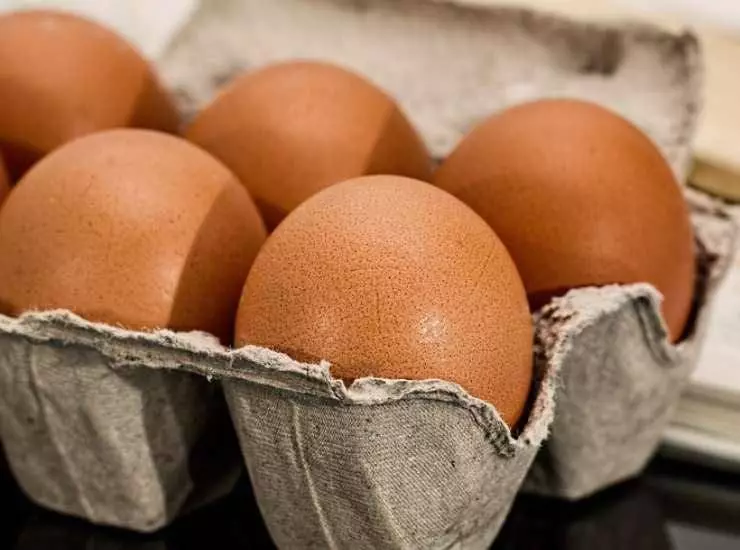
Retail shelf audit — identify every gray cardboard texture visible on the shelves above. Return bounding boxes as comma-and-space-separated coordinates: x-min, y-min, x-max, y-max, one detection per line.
0, 323, 243, 532
0, 0, 736, 546
524, 193, 737, 499
220, 360, 553, 549
0, 310, 556, 548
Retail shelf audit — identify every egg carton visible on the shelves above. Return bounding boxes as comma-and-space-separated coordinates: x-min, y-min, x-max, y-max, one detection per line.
0, 322, 244, 532
0, 311, 556, 546
163, 0, 736, 497
523, 191, 736, 499
0, 0, 736, 546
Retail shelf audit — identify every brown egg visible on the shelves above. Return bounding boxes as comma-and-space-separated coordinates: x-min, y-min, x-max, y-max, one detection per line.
185, 61, 432, 230
0, 129, 266, 343
434, 99, 696, 342
0, 10, 180, 181
235, 175, 533, 427
0, 155, 8, 206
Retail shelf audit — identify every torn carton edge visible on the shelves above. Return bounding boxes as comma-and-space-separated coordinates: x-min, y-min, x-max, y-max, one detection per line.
0, 305, 557, 458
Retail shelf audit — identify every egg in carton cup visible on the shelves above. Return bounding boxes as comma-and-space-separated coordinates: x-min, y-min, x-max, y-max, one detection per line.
163, 0, 735, 501
0, 9, 246, 535
0, 0, 736, 546
523, 190, 736, 499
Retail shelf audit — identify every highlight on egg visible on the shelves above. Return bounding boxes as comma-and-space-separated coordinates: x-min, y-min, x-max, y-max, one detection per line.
434, 98, 696, 342
0, 10, 180, 181
185, 60, 433, 230
0, 129, 266, 344
235, 175, 533, 427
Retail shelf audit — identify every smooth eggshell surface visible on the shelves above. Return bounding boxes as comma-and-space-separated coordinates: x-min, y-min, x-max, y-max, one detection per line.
434, 99, 696, 342
185, 61, 432, 230
235, 175, 533, 428
0, 129, 266, 343
0, 10, 180, 181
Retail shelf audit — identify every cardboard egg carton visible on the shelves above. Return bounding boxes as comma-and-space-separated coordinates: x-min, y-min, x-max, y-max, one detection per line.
0, 322, 243, 532
0, 0, 736, 546
524, 191, 736, 499
0, 311, 556, 546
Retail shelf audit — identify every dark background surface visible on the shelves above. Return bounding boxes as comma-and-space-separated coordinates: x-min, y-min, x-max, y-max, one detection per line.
3, 447, 740, 550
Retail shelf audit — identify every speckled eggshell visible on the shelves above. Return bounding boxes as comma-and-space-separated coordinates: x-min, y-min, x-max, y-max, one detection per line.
0, 129, 266, 344
185, 61, 432, 230
0, 10, 180, 181
0, 155, 8, 206
235, 175, 533, 427
434, 99, 696, 342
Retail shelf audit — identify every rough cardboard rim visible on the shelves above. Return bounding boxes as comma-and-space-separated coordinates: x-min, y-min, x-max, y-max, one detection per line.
0, 278, 686, 459
0, 307, 556, 455
0, 198, 733, 464
2, 198, 732, 458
